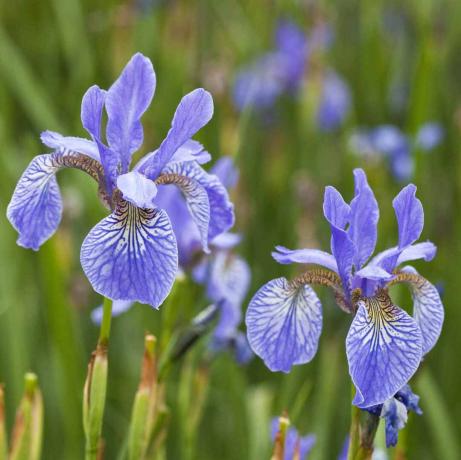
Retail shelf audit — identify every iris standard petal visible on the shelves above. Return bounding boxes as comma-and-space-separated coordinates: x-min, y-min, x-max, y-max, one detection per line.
81, 85, 106, 141
80, 200, 178, 308
272, 246, 338, 272
323, 185, 350, 229
330, 226, 355, 298
161, 160, 234, 242
393, 184, 424, 248
141, 88, 214, 179
7, 154, 63, 250
395, 270, 444, 355
346, 292, 423, 408
246, 277, 322, 373
105, 53, 156, 171
348, 169, 379, 268
40, 130, 100, 161
117, 171, 158, 208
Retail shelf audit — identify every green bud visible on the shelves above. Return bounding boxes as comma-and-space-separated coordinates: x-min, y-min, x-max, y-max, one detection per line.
9, 373, 44, 460
83, 344, 108, 460
128, 334, 157, 460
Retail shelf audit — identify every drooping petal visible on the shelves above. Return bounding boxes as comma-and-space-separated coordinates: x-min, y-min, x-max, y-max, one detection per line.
40, 130, 100, 161
161, 160, 234, 243
394, 269, 444, 355
393, 184, 424, 249
323, 186, 350, 229
105, 53, 156, 171
381, 398, 408, 448
348, 169, 379, 268
80, 200, 178, 308
246, 277, 322, 373
210, 156, 239, 189
141, 89, 214, 179
91, 300, 134, 324
7, 154, 63, 250
81, 85, 106, 141
272, 246, 338, 272
346, 292, 423, 408
117, 171, 157, 208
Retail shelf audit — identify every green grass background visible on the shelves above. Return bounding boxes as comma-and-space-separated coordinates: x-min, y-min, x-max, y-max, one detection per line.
0, 0, 460, 458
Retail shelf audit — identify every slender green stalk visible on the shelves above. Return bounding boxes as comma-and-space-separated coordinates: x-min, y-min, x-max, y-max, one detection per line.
0, 385, 6, 460
98, 297, 113, 346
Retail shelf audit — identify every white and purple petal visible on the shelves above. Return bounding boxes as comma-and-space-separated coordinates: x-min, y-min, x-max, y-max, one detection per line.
40, 130, 100, 161
272, 245, 338, 272
117, 171, 157, 208
80, 200, 178, 308
246, 277, 322, 373
396, 242, 436, 266
346, 294, 423, 408
348, 169, 379, 268
140, 89, 213, 179
7, 154, 63, 250
105, 53, 156, 171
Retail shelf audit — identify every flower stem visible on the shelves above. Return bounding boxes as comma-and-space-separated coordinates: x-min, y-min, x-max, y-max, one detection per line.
98, 297, 113, 346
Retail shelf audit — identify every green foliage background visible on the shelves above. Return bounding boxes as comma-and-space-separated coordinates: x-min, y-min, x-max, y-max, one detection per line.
0, 0, 460, 458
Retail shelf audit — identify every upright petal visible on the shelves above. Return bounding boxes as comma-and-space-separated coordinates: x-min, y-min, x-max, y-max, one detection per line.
346, 292, 423, 408
140, 89, 214, 179
81, 85, 106, 141
323, 186, 350, 229
272, 246, 338, 272
246, 277, 322, 373
80, 200, 178, 308
393, 184, 424, 249
7, 154, 63, 250
105, 53, 156, 171
41, 131, 100, 161
117, 171, 157, 208
330, 226, 355, 298
348, 169, 379, 268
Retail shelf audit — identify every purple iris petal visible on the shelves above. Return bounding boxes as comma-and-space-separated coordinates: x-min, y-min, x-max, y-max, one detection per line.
415, 122, 443, 151
370, 125, 407, 156
323, 186, 350, 229
354, 265, 393, 281
330, 226, 355, 298
382, 398, 407, 447
168, 140, 211, 165
7, 154, 63, 250
400, 267, 444, 355
81, 85, 106, 142
348, 169, 379, 268
396, 242, 436, 265
40, 131, 100, 161
91, 299, 134, 323
211, 232, 241, 250
80, 202, 178, 308
317, 71, 351, 131
210, 156, 239, 189
232, 332, 254, 364
390, 147, 414, 182
117, 171, 158, 208
394, 184, 424, 249
272, 246, 338, 272
140, 88, 213, 179
246, 277, 322, 373
346, 298, 423, 408
270, 418, 316, 460
105, 53, 156, 172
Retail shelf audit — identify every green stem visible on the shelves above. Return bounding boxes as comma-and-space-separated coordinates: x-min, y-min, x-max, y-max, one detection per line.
98, 297, 113, 346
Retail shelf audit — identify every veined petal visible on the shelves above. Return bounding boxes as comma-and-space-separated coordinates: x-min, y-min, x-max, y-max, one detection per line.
141, 89, 214, 179
7, 154, 63, 250
81, 85, 106, 141
246, 277, 322, 373
397, 242, 436, 265
80, 201, 178, 308
91, 300, 134, 324
40, 130, 100, 161
272, 246, 338, 272
393, 184, 424, 248
393, 270, 444, 355
211, 156, 239, 189
169, 139, 211, 165
323, 186, 350, 229
330, 226, 355, 298
346, 292, 423, 408
348, 169, 379, 268
117, 171, 157, 208
354, 265, 393, 281
106, 53, 156, 171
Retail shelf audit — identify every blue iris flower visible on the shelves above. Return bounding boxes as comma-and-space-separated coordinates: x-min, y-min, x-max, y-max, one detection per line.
350, 122, 443, 181
246, 169, 444, 408
270, 418, 315, 460
7, 53, 234, 309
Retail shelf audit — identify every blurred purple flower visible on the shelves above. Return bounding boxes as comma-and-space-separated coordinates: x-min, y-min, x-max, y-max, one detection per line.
350, 122, 443, 181
317, 71, 351, 131
270, 418, 315, 460
8, 53, 234, 309
246, 169, 444, 408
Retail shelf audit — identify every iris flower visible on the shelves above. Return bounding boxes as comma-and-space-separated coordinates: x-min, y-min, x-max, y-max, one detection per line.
7, 53, 234, 309
270, 418, 315, 460
246, 169, 444, 408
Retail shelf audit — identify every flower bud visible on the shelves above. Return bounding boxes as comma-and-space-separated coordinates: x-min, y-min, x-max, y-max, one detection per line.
271, 412, 290, 460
